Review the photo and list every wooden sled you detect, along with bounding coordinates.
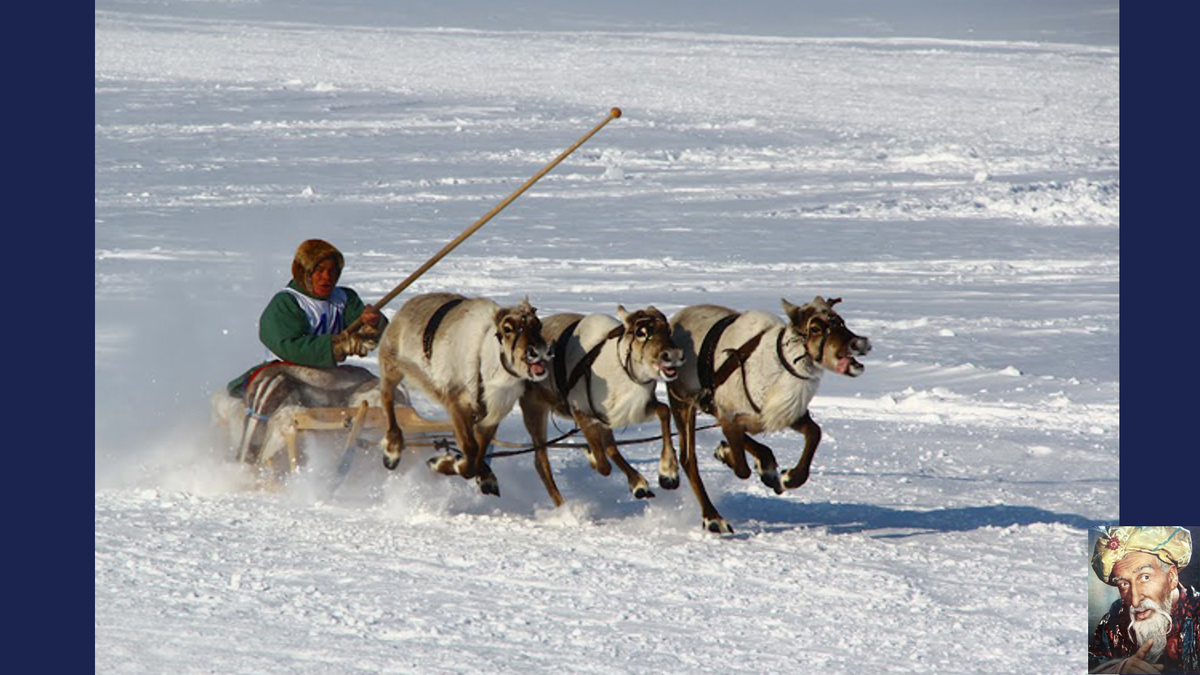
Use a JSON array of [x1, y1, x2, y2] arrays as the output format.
[[250, 402, 456, 481]]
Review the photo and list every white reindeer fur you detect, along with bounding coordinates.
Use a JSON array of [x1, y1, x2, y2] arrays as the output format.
[[672, 306, 823, 434], [564, 313, 659, 428], [382, 296, 527, 427]]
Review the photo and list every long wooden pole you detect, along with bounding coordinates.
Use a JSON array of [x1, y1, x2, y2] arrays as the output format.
[[346, 107, 623, 333]]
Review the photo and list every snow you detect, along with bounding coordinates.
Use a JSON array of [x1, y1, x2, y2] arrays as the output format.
[[95, 2, 1118, 673]]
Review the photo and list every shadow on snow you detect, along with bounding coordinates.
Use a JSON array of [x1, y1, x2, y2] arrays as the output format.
[[719, 492, 1105, 538]]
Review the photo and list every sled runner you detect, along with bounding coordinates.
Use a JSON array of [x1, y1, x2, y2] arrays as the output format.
[[212, 379, 458, 482]]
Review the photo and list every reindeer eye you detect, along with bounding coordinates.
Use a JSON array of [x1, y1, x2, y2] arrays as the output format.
[[503, 324, 513, 335], [635, 326, 648, 339]]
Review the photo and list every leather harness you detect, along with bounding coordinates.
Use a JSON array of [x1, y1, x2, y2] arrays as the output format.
[[560, 324, 626, 426], [697, 313, 813, 415], [423, 297, 466, 360]]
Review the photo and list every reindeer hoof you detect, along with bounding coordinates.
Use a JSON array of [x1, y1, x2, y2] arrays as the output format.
[[761, 470, 783, 494], [633, 486, 656, 500], [704, 518, 734, 535], [382, 454, 401, 470], [658, 473, 680, 490], [478, 478, 500, 497], [714, 441, 741, 472], [427, 454, 457, 476], [781, 468, 810, 489]]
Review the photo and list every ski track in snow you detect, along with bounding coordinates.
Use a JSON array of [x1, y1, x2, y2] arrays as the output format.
[[95, 5, 1117, 674]]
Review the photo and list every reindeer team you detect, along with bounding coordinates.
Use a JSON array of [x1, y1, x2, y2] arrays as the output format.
[[355, 290, 872, 533]]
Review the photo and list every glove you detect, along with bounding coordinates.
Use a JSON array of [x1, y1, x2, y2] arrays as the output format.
[[332, 331, 377, 362], [355, 314, 387, 342]]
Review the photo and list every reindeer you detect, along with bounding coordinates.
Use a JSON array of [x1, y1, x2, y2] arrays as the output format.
[[668, 297, 872, 533], [520, 306, 685, 505], [378, 293, 550, 496]]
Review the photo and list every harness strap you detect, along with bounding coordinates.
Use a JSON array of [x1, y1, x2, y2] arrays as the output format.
[[423, 297, 466, 360], [777, 329, 812, 381], [563, 324, 625, 425], [713, 330, 768, 414], [698, 314, 739, 392], [564, 325, 625, 394], [713, 331, 766, 389], [552, 319, 582, 401]]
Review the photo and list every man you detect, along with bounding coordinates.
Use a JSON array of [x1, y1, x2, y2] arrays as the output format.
[[227, 238, 385, 396], [222, 239, 389, 463], [1090, 526, 1199, 674]]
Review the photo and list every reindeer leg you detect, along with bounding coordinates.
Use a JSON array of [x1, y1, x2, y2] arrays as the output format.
[[572, 411, 612, 476], [652, 401, 679, 490], [472, 423, 501, 497], [522, 399, 565, 507], [599, 427, 654, 500], [782, 412, 822, 489], [379, 364, 406, 470], [741, 435, 782, 494], [674, 401, 731, 534], [715, 419, 753, 480]]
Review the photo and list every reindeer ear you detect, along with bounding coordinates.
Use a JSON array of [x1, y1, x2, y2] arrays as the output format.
[[617, 305, 630, 322], [781, 298, 802, 323]]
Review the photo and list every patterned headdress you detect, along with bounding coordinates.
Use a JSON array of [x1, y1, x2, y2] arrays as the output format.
[[1091, 526, 1192, 586]]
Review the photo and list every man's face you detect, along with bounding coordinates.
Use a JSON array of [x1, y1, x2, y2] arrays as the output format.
[[310, 258, 339, 298], [1111, 551, 1177, 621]]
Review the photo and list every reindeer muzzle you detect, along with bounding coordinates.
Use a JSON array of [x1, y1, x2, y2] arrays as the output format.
[[656, 349, 684, 382], [850, 336, 872, 357], [526, 350, 549, 381], [837, 337, 870, 377]]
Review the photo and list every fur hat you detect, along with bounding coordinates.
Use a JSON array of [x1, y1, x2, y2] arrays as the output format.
[[1091, 526, 1192, 585], [292, 239, 344, 292]]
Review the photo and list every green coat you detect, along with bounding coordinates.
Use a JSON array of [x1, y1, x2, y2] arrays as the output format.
[[226, 281, 369, 395]]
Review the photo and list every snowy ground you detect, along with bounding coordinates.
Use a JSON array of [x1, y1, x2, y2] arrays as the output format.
[[95, 2, 1118, 673]]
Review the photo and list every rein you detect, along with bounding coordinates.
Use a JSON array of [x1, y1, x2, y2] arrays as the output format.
[[483, 421, 722, 459]]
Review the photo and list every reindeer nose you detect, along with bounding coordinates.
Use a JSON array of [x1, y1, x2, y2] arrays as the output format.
[[852, 337, 872, 356], [661, 349, 684, 366]]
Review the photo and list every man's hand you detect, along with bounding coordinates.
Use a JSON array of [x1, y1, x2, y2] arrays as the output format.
[[355, 306, 387, 341], [1120, 639, 1165, 674], [332, 332, 376, 362], [361, 306, 382, 327]]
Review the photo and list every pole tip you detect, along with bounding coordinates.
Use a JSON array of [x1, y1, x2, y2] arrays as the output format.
[[610, 107, 623, 119]]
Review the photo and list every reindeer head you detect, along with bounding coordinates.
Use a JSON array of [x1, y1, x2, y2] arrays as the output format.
[[495, 297, 550, 382], [616, 305, 685, 383], [780, 296, 872, 377]]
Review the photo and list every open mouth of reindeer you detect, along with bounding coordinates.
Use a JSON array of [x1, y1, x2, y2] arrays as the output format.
[[835, 354, 864, 377], [656, 363, 678, 380], [526, 355, 548, 381], [833, 337, 871, 377]]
